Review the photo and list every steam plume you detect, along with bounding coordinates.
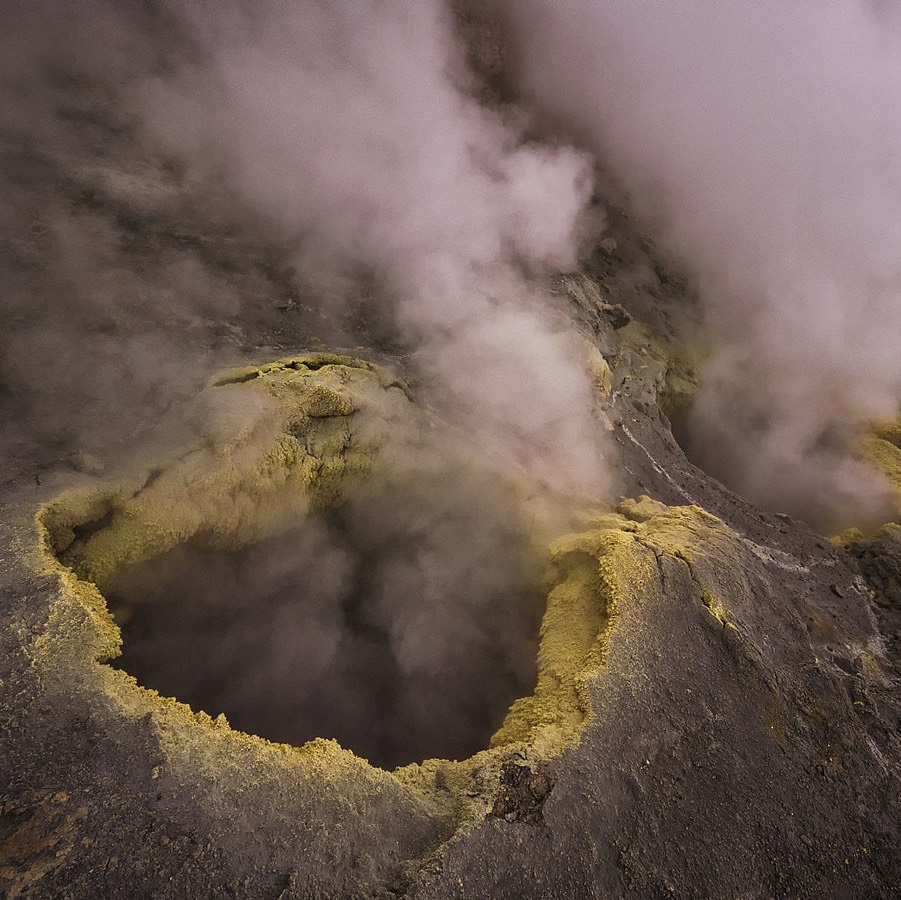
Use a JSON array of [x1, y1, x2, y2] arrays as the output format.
[[496, 0, 901, 527], [132, 0, 607, 504]]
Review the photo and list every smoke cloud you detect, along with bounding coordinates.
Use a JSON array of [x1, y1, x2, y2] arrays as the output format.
[[0, 3, 272, 468], [0, 0, 610, 504], [130, 0, 607, 505], [495, 0, 901, 528]]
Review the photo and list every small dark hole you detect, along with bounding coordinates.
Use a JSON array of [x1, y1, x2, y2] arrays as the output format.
[[213, 371, 259, 386], [71, 507, 115, 543]]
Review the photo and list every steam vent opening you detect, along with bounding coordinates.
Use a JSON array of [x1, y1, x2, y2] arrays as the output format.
[[103, 489, 545, 770], [40, 356, 581, 769]]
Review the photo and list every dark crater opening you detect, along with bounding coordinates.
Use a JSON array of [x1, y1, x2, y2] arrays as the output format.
[[104, 479, 544, 770]]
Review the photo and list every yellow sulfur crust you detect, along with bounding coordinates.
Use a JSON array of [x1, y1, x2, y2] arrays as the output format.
[[31, 353, 740, 826]]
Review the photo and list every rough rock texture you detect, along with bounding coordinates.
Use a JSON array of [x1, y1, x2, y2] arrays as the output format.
[[3, 68, 901, 900]]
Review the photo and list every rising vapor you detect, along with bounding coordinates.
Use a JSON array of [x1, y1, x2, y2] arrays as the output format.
[[132, 0, 608, 505], [495, 0, 901, 527]]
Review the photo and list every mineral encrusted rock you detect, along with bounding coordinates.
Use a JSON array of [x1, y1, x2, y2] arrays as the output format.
[[2, 106, 901, 900]]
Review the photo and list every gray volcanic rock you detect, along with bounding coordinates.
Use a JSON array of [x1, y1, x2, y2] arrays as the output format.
[[2, 25, 901, 900]]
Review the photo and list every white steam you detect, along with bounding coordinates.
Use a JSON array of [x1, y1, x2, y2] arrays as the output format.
[[133, 0, 607, 505], [496, 0, 901, 526]]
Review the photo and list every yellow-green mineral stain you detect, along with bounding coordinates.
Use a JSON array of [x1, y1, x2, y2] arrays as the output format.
[[854, 416, 901, 528], [863, 433, 901, 499], [31, 348, 747, 832], [701, 588, 734, 628], [41, 354, 410, 594], [873, 419, 901, 450], [489, 497, 739, 758]]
